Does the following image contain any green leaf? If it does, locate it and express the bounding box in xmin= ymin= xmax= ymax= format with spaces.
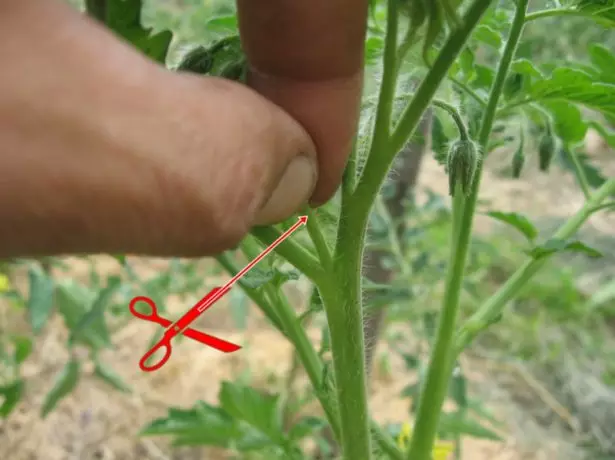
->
xmin=288 ymin=416 xmax=326 ymax=441
xmin=68 ymin=277 xmax=120 ymax=347
xmin=365 ymin=36 xmax=384 ymax=65
xmin=510 ymin=58 xmax=544 ymax=80
xmin=27 ymin=263 xmax=55 ymax=334
xmin=449 ymin=368 xmax=468 ymax=409
xmin=140 ymin=402 xmax=267 ymax=451
xmin=541 ymin=101 xmax=587 ymax=144
xmin=206 ymin=15 xmax=239 ymax=33
xmin=104 ymin=0 xmax=172 ymax=64
xmin=94 ymin=359 xmax=132 ymax=393
xmin=589 ymin=43 xmax=615 ymax=83
xmin=485 ymin=211 xmax=538 ymax=242
xmin=526 ymin=239 xmax=604 ymax=260
xmin=473 ymin=25 xmax=502 ymax=49
xmin=573 ymin=0 xmax=615 ymax=27
xmin=240 ymin=267 xmax=276 ymax=290
xmin=11 ymin=335 xmax=33 ymax=365
xmin=438 ymin=412 xmax=503 ymax=441
xmin=0 ymin=379 xmax=25 ymax=417
xmin=55 ymin=280 xmax=110 ymax=350
xmin=526 ymin=68 xmax=615 ymax=118
xmin=41 ymin=358 xmax=80 ymax=418
xmin=219 ymin=382 xmax=285 ymax=444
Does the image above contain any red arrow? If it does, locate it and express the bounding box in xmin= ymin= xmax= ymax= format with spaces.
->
xmin=137 ymin=216 xmax=308 ymax=371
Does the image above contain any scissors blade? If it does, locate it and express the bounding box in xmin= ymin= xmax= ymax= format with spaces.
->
xmin=163 ymin=286 xmax=227 ymax=340
xmin=153 ymin=315 xmax=240 ymax=352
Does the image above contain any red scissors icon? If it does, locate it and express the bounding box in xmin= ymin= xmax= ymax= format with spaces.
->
xmin=129 ymin=286 xmax=241 ymax=372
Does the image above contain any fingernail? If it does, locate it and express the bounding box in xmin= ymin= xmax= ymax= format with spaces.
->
xmin=255 ymin=155 xmax=317 ymax=225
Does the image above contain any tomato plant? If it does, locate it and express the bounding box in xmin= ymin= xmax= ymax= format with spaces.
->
xmin=2 ymin=1 xmax=615 ymax=459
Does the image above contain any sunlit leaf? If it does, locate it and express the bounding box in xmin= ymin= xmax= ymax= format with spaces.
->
xmin=41 ymin=358 xmax=81 ymax=418
xmin=27 ymin=263 xmax=55 ymax=334
xmin=526 ymin=239 xmax=603 ymax=259
xmin=485 ymin=211 xmax=538 ymax=242
xmin=94 ymin=358 xmax=132 ymax=393
xmin=0 ymin=379 xmax=24 ymax=417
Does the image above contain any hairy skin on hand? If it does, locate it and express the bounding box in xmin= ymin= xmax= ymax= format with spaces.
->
xmin=236 ymin=0 xmax=369 ymax=205
xmin=0 ymin=0 xmax=317 ymax=258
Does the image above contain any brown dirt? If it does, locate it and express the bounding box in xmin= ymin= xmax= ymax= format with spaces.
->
xmin=0 ymin=131 xmax=612 ymax=460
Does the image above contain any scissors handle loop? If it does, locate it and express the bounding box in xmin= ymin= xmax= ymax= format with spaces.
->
xmin=139 ymin=339 xmax=172 ymax=372
xmin=129 ymin=296 xmax=158 ymax=321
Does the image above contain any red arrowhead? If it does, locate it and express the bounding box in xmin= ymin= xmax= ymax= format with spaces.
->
xmin=299 ymin=215 xmax=308 ymax=224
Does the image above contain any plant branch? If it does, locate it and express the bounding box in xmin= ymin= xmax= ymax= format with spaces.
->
xmin=448 ymin=76 xmax=487 ymax=107
xmin=404 ymin=1 xmax=528 ymax=458
xmin=250 ymin=225 xmax=324 ymax=283
xmin=456 ymin=177 xmax=615 ymax=351
xmin=305 ymin=208 xmax=333 ymax=270
xmin=525 ymin=7 xmax=615 ymax=26
xmin=370 ymin=0 xmax=400 ymax=156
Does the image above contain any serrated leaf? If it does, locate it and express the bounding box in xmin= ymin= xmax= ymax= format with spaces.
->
xmin=589 ymin=43 xmax=615 ymax=83
xmin=104 ymin=0 xmax=172 ymax=64
xmin=94 ymin=359 xmax=131 ymax=393
xmin=55 ymin=280 xmax=109 ymax=350
xmin=527 ymin=68 xmax=615 ymax=118
xmin=140 ymin=402 xmax=242 ymax=449
xmin=288 ymin=416 xmax=327 ymax=441
xmin=240 ymin=267 xmax=276 ymax=290
xmin=68 ymin=277 xmax=120 ymax=347
xmin=41 ymin=358 xmax=80 ymax=418
xmin=219 ymin=382 xmax=285 ymax=444
xmin=27 ymin=264 xmax=55 ymax=334
xmin=485 ymin=211 xmax=538 ymax=242
xmin=526 ymin=239 xmax=604 ymax=260
xmin=473 ymin=25 xmax=502 ymax=48
xmin=510 ymin=58 xmax=544 ymax=80
xmin=0 ymin=379 xmax=24 ymax=417
xmin=541 ymin=101 xmax=587 ymax=144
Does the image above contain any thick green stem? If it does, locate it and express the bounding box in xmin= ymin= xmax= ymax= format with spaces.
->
xmin=319 ymin=207 xmax=372 ymax=460
xmin=456 ymin=178 xmax=615 ymax=351
xmin=405 ymin=1 xmax=528 ymax=459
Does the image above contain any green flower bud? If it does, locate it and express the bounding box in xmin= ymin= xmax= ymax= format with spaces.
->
xmin=511 ymin=127 xmax=525 ymax=179
xmin=538 ymin=123 xmax=557 ymax=172
xmin=447 ymin=140 xmax=480 ymax=196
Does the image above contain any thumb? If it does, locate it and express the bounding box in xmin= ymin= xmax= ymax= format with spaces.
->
xmin=153 ymin=74 xmax=318 ymax=253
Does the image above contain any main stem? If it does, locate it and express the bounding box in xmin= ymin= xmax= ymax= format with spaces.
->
xmin=404 ymin=1 xmax=529 ymax=459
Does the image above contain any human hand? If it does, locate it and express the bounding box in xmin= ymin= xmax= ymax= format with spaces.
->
xmin=0 ymin=0 xmax=318 ymax=258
